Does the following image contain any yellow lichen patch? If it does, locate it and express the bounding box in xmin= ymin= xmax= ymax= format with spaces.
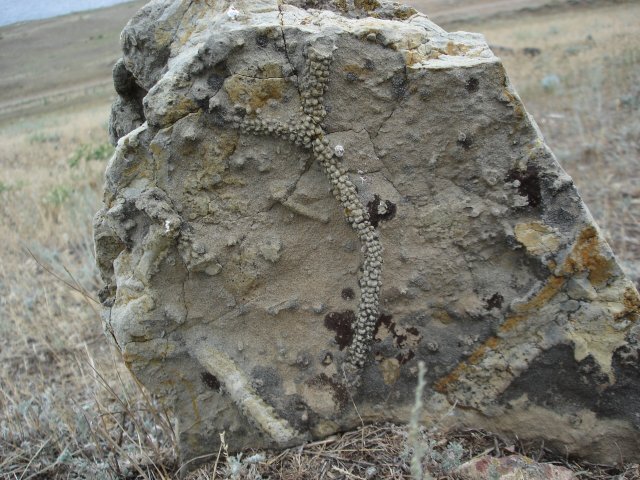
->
xmin=149 ymin=140 xmax=167 ymax=160
xmin=393 ymin=34 xmax=423 ymax=51
xmin=216 ymin=131 xmax=239 ymax=159
xmin=343 ymin=64 xmax=369 ymax=77
xmin=393 ymin=6 xmax=418 ymax=20
xmin=567 ymin=325 xmax=619 ymax=381
xmin=564 ymin=226 xmax=614 ymax=286
xmin=405 ymin=46 xmax=441 ymax=67
xmin=514 ymin=221 xmax=562 ymax=256
xmin=224 ymin=76 xmax=285 ymax=111
xmin=177 ymin=4 xmax=208 ymax=46
xmin=153 ymin=28 xmax=173 ymax=50
xmin=566 ymin=293 xmax=637 ymax=380
xmin=567 ymin=287 xmax=638 ymax=379
xmin=502 ymin=87 xmax=526 ymax=120
xmin=405 ymin=51 xmax=422 ymax=67
xmin=335 ymin=0 xmax=348 ymax=12
xmin=163 ymin=97 xmax=199 ymax=126
xmin=312 ymin=419 xmax=340 ymax=438
xmin=432 ymin=308 xmax=454 ymax=325
xmin=622 ymin=286 xmax=640 ymax=320
xmin=178 ymin=24 xmax=197 ymax=47
xmin=445 ymin=42 xmax=471 ymax=56
xmin=183 ymin=380 xmax=202 ymax=423
xmin=122 ymin=342 xmax=174 ymax=371
xmin=221 ymin=176 xmax=247 ymax=187
xmin=257 ymin=63 xmax=284 ymax=79
xmin=379 ymin=358 xmax=401 ymax=385
xmin=354 ymin=0 xmax=381 ymax=11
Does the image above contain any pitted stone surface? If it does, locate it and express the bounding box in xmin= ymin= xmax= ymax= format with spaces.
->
xmin=96 ymin=0 xmax=640 ymax=468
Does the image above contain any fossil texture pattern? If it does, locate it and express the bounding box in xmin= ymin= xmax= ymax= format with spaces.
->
xmin=95 ymin=0 xmax=640 ymax=469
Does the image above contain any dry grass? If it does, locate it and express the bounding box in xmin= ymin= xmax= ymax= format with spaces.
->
xmin=0 ymin=106 xmax=177 ymax=478
xmin=0 ymin=1 xmax=638 ymax=479
xmin=182 ymin=423 xmax=640 ymax=479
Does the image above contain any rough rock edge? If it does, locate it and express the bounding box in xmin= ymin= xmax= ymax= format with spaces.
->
xmin=96 ymin=0 xmax=640 ymax=466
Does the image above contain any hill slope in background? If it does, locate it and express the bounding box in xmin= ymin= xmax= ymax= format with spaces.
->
xmin=0 ymin=0 xmax=599 ymax=124
xmin=0 ymin=0 xmax=146 ymax=123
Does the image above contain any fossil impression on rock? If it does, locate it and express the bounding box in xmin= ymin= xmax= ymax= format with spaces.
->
xmin=94 ymin=0 xmax=640 ymax=468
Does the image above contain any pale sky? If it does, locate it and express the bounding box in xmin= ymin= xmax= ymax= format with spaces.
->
xmin=0 ymin=0 xmax=135 ymax=27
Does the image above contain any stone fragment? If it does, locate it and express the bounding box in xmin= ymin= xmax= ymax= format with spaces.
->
xmin=95 ymin=0 xmax=640 ymax=470
xmin=454 ymin=455 xmax=577 ymax=480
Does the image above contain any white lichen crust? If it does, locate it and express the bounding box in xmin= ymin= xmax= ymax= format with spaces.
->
xmin=230 ymin=48 xmax=383 ymax=380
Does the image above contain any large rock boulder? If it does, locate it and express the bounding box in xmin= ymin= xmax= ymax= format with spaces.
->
xmin=95 ymin=0 xmax=640 ymax=469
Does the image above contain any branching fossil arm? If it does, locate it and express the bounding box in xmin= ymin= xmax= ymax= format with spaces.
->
xmin=221 ymin=45 xmax=384 ymax=384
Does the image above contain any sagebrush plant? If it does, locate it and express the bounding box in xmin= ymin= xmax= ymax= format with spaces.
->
xmin=0 ymin=106 xmax=178 ymax=479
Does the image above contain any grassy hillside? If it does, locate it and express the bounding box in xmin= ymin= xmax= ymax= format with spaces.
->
xmin=0 ymin=1 xmax=638 ymax=478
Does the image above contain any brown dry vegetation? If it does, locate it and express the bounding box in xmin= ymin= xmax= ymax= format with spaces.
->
xmin=0 ymin=1 xmax=638 ymax=478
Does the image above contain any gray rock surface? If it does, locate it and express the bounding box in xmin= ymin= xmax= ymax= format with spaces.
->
xmin=95 ymin=0 xmax=640 ymax=469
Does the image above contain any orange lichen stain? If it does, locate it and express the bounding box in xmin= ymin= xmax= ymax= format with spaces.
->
xmin=434 ymin=336 xmax=498 ymax=393
xmin=515 ymin=276 xmax=566 ymax=312
xmin=434 ymin=369 xmax=461 ymax=393
xmin=564 ymin=226 xmax=613 ymax=286
xmin=435 ymin=225 xmax=615 ymax=394
xmin=467 ymin=344 xmax=489 ymax=364
xmin=224 ymin=76 xmax=285 ymax=111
